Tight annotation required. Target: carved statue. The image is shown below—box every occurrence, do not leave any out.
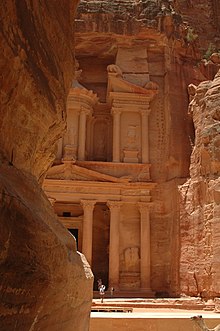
[75,60,83,80]
[191,315,220,331]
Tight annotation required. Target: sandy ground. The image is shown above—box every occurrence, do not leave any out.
[91,298,220,319]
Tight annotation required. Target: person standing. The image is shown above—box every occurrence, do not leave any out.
[99,284,105,303]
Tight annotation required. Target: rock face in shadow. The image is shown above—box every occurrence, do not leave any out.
[0,165,92,330]
[179,72,220,297]
[0,1,93,330]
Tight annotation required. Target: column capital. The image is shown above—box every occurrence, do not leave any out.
[80,107,91,116]
[107,200,122,211]
[111,108,122,116]
[67,106,81,113]
[140,106,150,116]
[81,199,96,210]
[138,202,152,213]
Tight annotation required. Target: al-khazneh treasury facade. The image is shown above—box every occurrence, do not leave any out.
[43,60,158,294]
[42,0,220,299]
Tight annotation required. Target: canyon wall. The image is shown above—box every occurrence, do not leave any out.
[0,1,93,330]
[75,0,220,297]
[179,72,220,297]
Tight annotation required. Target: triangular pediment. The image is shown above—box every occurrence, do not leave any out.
[46,162,129,183]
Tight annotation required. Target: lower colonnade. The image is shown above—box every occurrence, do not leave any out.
[79,199,153,293]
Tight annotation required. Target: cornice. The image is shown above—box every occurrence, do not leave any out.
[43,178,157,190]
[109,91,157,104]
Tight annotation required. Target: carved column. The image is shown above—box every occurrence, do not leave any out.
[141,106,150,163]
[78,108,89,161]
[107,201,121,289]
[138,202,151,291]
[112,108,121,162]
[81,200,96,265]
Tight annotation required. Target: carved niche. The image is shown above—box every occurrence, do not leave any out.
[86,107,112,162]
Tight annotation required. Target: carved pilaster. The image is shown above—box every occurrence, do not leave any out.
[78,108,90,161]
[107,201,121,289]
[138,202,152,291]
[111,108,121,163]
[81,199,96,265]
[140,105,150,164]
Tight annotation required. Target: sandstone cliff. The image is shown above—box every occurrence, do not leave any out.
[0,1,93,330]
[179,72,220,298]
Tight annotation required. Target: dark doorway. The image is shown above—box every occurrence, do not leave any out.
[92,203,110,290]
[68,228,79,249]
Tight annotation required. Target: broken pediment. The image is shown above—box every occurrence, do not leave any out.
[46,162,129,183]
[107,64,158,102]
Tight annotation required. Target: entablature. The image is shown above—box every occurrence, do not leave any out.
[109,91,157,108]
[43,178,156,205]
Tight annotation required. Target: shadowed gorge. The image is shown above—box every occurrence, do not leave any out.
[0,0,220,330]
[0,1,93,330]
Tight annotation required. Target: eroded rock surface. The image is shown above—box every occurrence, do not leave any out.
[179,71,220,297]
[0,164,92,330]
[1,0,78,180]
[0,1,93,330]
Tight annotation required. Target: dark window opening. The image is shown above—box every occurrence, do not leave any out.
[63,211,71,217]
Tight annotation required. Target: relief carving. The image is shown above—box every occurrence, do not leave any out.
[125,125,138,150]
[122,247,140,272]
[123,124,139,163]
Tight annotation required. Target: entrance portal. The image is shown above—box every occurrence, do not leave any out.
[92,203,110,290]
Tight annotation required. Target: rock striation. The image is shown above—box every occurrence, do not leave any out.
[0,0,82,180]
[179,71,220,298]
[0,1,93,330]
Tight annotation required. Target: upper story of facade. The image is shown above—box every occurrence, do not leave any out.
[55,48,158,180]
